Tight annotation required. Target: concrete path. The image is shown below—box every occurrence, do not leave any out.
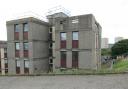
[0,74,128,89]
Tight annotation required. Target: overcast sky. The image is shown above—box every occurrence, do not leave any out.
[0,0,128,43]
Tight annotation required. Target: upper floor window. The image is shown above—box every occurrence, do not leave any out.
[60,32,66,40]
[15,43,20,50]
[14,24,19,32]
[72,32,78,40]
[72,19,79,23]
[23,42,28,50]
[23,23,28,32]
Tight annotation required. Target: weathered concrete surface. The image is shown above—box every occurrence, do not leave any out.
[0,74,128,89]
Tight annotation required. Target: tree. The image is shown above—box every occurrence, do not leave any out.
[111,39,128,56]
[101,48,111,56]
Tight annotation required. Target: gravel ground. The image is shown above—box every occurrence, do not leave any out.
[0,74,128,89]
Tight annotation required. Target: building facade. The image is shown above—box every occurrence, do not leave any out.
[0,41,8,75]
[47,12,101,70]
[101,38,109,49]
[6,12,101,74]
[6,17,50,74]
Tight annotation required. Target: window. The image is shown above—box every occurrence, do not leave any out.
[60,32,66,40]
[72,51,78,68]
[60,32,66,48]
[5,59,8,73]
[72,32,78,48]
[60,51,66,68]
[14,24,19,40]
[72,19,79,23]
[49,27,52,33]
[23,42,28,50]
[16,59,20,74]
[23,23,28,32]
[23,42,29,57]
[16,60,20,67]
[24,59,29,68]
[24,59,29,74]
[73,32,78,40]
[4,48,7,53]
[14,24,19,32]
[15,43,20,57]
[15,43,20,50]
[23,23,28,40]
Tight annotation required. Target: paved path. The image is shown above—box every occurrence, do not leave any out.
[0,74,128,89]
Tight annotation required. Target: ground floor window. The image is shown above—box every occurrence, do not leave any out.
[60,51,66,68]
[24,59,29,74]
[16,59,20,74]
[72,51,78,68]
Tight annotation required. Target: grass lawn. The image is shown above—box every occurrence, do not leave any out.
[113,59,128,71]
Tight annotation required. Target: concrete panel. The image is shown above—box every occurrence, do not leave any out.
[19,24,23,40]
[67,32,72,49]
[31,23,49,41]
[67,51,72,68]
[7,42,15,59]
[33,58,49,73]
[7,25,14,41]
[79,31,92,49]
[54,51,60,68]
[79,51,92,69]
[32,42,49,58]
[8,59,16,74]
[55,33,60,50]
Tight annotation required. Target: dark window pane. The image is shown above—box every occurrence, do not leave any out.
[60,32,66,48]
[14,32,19,40]
[72,51,78,68]
[72,32,78,48]
[16,60,20,74]
[60,51,66,68]
[24,50,28,57]
[72,40,78,48]
[24,59,29,74]
[23,32,28,40]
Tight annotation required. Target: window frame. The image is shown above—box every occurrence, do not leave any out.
[23,23,28,32]
[72,51,79,68]
[23,42,29,50]
[72,31,78,40]
[15,42,20,50]
[14,24,19,32]
[60,32,66,41]
[60,51,67,68]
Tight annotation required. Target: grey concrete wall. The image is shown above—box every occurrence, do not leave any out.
[30,22,49,73]
[51,13,101,70]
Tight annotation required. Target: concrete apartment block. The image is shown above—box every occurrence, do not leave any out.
[0,41,7,75]
[6,12,101,74]
[115,37,123,43]
[47,13,101,70]
[101,38,109,49]
[6,17,50,74]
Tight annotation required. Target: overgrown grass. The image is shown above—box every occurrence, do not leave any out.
[113,59,128,71]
